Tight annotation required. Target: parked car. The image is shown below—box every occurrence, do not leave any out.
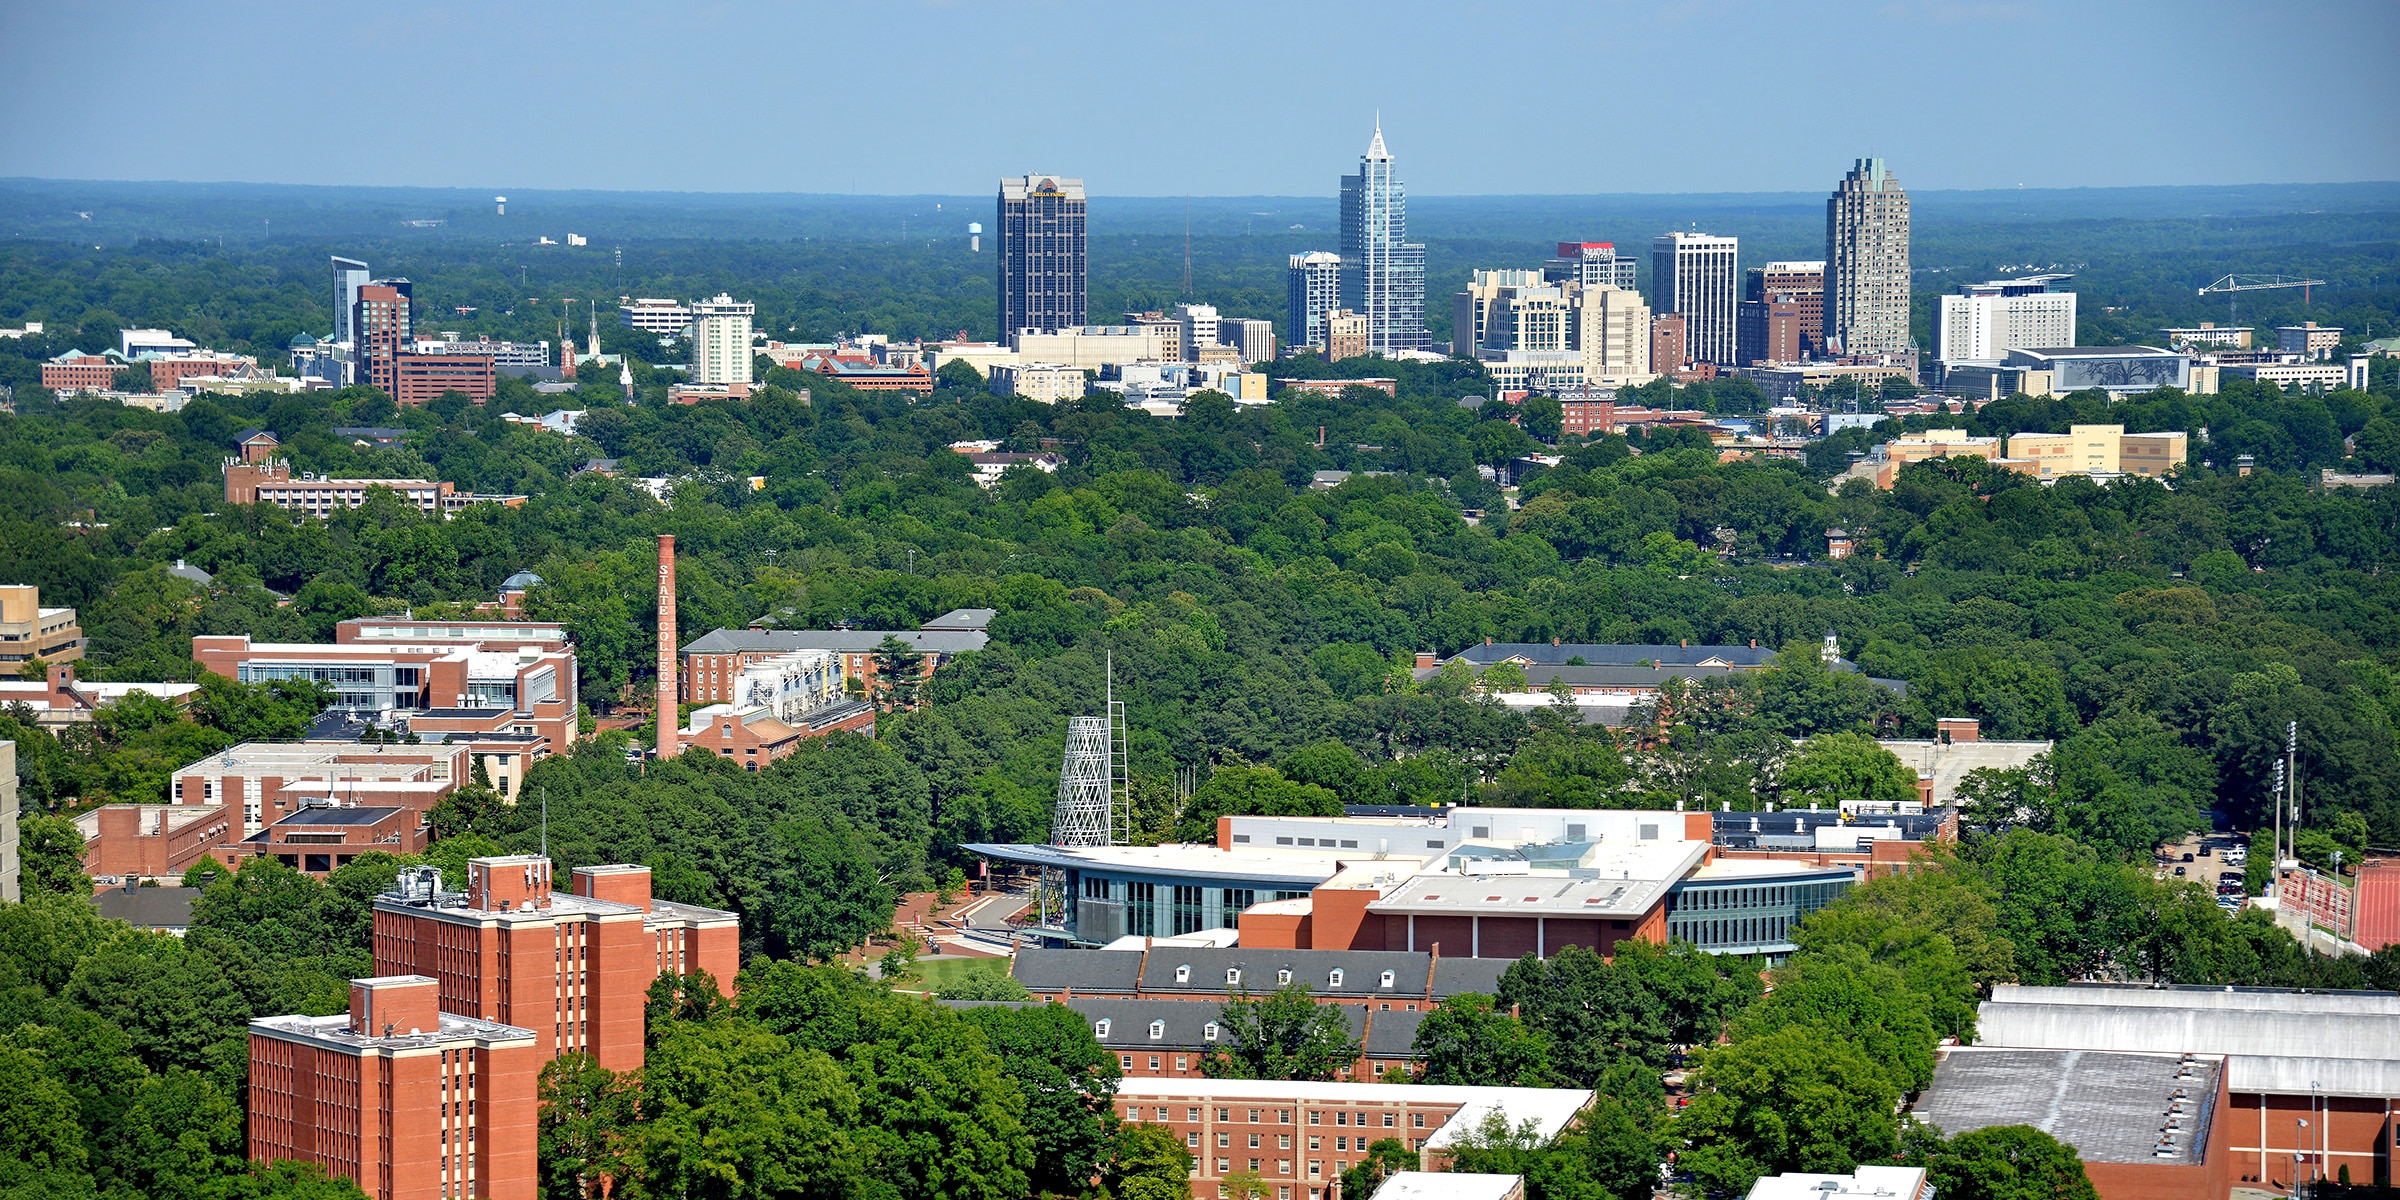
[2182,852,2195,862]
[2174,866,2187,876]
[2198,846,2213,857]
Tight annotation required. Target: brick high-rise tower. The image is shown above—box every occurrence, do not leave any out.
[257,858,738,1198]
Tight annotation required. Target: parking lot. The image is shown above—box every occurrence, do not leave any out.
[2156,831,2251,908]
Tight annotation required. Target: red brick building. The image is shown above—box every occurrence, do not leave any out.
[1109,1078,1592,1199]
[248,975,540,1200]
[41,350,124,393]
[355,283,411,397]
[1649,314,1687,374]
[148,351,261,394]
[192,635,577,754]
[227,803,429,876]
[371,857,738,1073]
[678,625,988,707]
[393,353,496,406]
[680,699,877,768]
[78,802,237,881]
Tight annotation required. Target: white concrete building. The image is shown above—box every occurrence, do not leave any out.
[1175,304,1220,362]
[1937,276,2078,369]
[1288,251,1344,351]
[989,362,1086,403]
[1011,325,1177,370]
[1650,232,1740,366]
[687,294,754,386]
[1218,318,1275,365]
[619,298,694,335]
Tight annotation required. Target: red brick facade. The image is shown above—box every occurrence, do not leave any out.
[393,353,496,406]
[248,976,540,1200]
[371,858,737,1073]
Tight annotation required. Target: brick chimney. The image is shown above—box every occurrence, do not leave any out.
[656,534,678,760]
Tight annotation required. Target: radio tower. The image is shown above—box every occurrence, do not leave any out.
[1050,651,1131,846]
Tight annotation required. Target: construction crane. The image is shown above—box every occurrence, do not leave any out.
[2198,274,2327,326]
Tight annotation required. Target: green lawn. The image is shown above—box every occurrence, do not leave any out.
[896,954,1012,995]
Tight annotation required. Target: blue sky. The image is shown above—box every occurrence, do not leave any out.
[5,0,2395,196]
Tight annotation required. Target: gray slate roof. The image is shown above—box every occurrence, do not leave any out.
[1449,642,1780,670]
[943,995,1429,1058]
[91,885,202,930]
[683,628,989,656]
[1012,947,1511,1002]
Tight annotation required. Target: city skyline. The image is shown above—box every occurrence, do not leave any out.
[4,2,2396,195]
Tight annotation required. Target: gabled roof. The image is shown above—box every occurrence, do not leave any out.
[90,885,202,929]
[1448,642,1779,670]
[682,628,988,656]
[1013,948,1144,993]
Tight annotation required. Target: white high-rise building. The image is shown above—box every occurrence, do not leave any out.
[1650,232,1740,367]
[688,294,754,386]
[1935,276,2078,369]
[1175,303,1220,362]
[1287,252,1343,351]
[1218,318,1275,365]
[1454,271,1653,393]
[1825,157,1912,357]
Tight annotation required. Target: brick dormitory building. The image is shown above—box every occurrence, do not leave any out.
[222,430,525,518]
[249,857,738,1200]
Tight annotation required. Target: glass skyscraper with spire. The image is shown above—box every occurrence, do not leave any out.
[1338,122,1428,353]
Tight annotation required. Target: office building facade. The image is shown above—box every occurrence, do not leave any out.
[1824,158,1911,357]
[1219,318,1275,364]
[1454,272,1651,392]
[1338,124,1427,353]
[999,175,1088,340]
[331,257,371,347]
[1543,242,1638,292]
[354,282,413,397]
[1287,252,1343,350]
[1741,261,1825,363]
[1650,233,1739,366]
[1176,304,1220,362]
[687,294,753,386]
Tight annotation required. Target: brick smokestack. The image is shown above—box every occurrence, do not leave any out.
[656,534,677,760]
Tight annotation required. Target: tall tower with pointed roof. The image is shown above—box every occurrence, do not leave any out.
[1338,120,1428,354]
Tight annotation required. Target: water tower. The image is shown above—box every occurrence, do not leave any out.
[495,195,507,216]
[968,222,982,253]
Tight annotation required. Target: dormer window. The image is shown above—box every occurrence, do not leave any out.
[1094,1019,1111,1039]
[1379,970,1396,989]
[1204,1022,1221,1042]
[1226,968,1241,985]
[1277,969,1293,986]
[1328,969,1345,988]
[1175,964,1191,983]
[1149,1020,1166,1040]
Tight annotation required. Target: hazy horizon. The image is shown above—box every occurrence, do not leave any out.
[6,1,2397,196]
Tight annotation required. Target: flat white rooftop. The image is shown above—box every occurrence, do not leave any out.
[1371,1172,1521,1200]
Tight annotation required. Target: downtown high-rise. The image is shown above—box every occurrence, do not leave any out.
[1338,123,1427,354]
[998,174,1087,343]
[1287,251,1342,352]
[1824,157,1911,357]
[1650,232,1740,367]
